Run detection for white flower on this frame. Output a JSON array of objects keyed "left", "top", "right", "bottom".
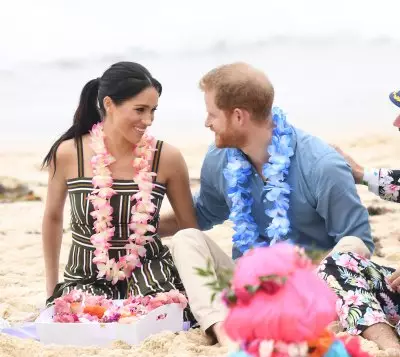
[
  {"left": 287, "top": 342, "right": 309, "bottom": 356},
  {"left": 259, "top": 340, "right": 274, "bottom": 357}
]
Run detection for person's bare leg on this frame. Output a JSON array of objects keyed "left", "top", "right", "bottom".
[
  {"left": 362, "top": 323, "right": 400, "bottom": 350},
  {"left": 207, "top": 321, "right": 231, "bottom": 346}
]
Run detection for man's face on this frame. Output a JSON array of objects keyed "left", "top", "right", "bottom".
[{"left": 204, "top": 90, "right": 246, "bottom": 148}]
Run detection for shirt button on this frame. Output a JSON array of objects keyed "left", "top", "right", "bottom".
[{"left": 255, "top": 174, "right": 258, "bottom": 177}]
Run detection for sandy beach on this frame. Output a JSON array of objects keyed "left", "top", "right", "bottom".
[{"left": 1, "top": 131, "right": 400, "bottom": 357}]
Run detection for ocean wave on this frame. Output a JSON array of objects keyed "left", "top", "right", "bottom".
[{"left": 21, "top": 33, "right": 398, "bottom": 70}]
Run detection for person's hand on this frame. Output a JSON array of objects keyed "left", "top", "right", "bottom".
[
  {"left": 388, "top": 267, "right": 400, "bottom": 292},
  {"left": 331, "top": 144, "right": 365, "bottom": 184}
]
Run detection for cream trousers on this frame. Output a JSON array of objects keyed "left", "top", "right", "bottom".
[{"left": 169, "top": 228, "right": 371, "bottom": 332}]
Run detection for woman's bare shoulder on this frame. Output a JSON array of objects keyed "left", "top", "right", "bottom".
[
  {"left": 53, "top": 138, "right": 77, "bottom": 165},
  {"left": 159, "top": 141, "right": 183, "bottom": 160},
  {"left": 156, "top": 141, "right": 187, "bottom": 182}
]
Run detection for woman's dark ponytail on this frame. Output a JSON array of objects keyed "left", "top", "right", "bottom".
[{"left": 42, "top": 78, "right": 101, "bottom": 173}]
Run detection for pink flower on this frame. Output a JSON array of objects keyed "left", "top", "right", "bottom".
[
  {"left": 110, "top": 261, "right": 126, "bottom": 284},
  {"left": 94, "top": 220, "right": 110, "bottom": 232},
  {"left": 335, "top": 254, "right": 359, "bottom": 273},
  {"left": 343, "top": 291, "right": 364, "bottom": 307},
  {"left": 258, "top": 340, "right": 274, "bottom": 357},
  {"left": 87, "top": 122, "right": 157, "bottom": 283},
  {"left": 165, "top": 290, "right": 188, "bottom": 309},
  {"left": 90, "top": 228, "right": 114, "bottom": 245},
  {"left": 148, "top": 293, "right": 172, "bottom": 310},
  {"left": 78, "top": 313, "right": 99, "bottom": 322},
  {"left": 54, "top": 299, "right": 71, "bottom": 315},
  {"left": 336, "top": 299, "right": 350, "bottom": 325},
  {"left": 92, "top": 175, "right": 113, "bottom": 188},
  {"left": 91, "top": 154, "right": 115, "bottom": 167},
  {"left": 130, "top": 212, "right": 151, "bottom": 223},
  {"left": 97, "top": 259, "right": 114, "bottom": 279},
  {"left": 90, "top": 205, "right": 113, "bottom": 220},
  {"left": 136, "top": 180, "right": 154, "bottom": 192},
  {"left": 132, "top": 158, "right": 149, "bottom": 172},
  {"left": 95, "top": 187, "right": 117, "bottom": 199},
  {"left": 88, "top": 195, "right": 108, "bottom": 209},
  {"left": 363, "top": 308, "right": 386, "bottom": 325},
  {"left": 53, "top": 313, "right": 77, "bottom": 323},
  {"left": 129, "top": 234, "right": 154, "bottom": 246},
  {"left": 128, "top": 223, "right": 149, "bottom": 235},
  {"left": 385, "top": 277, "right": 396, "bottom": 292},
  {"left": 287, "top": 342, "right": 308, "bottom": 356},
  {"left": 347, "top": 328, "right": 362, "bottom": 335},
  {"left": 134, "top": 200, "right": 156, "bottom": 213},
  {"left": 133, "top": 191, "right": 155, "bottom": 202},
  {"left": 119, "top": 250, "right": 143, "bottom": 276},
  {"left": 355, "top": 277, "right": 369, "bottom": 290},
  {"left": 93, "top": 252, "right": 108, "bottom": 264},
  {"left": 383, "top": 184, "right": 400, "bottom": 195}
]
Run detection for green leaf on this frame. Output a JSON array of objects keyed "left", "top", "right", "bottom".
[
  {"left": 245, "top": 284, "right": 259, "bottom": 294},
  {"left": 193, "top": 267, "right": 212, "bottom": 277},
  {"left": 210, "top": 292, "right": 217, "bottom": 303},
  {"left": 226, "top": 290, "right": 237, "bottom": 304}
]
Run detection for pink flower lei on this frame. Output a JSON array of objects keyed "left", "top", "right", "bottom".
[{"left": 88, "top": 122, "right": 157, "bottom": 284}]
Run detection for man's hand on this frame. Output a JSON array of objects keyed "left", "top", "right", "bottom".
[
  {"left": 388, "top": 267, "right": 400, "bottom": 292},
  {"left": 331, "top": 144, "right": 365, "bottom": 184},
  {"left": 158, "top": 210, "right": 179, "bottom": 238}
]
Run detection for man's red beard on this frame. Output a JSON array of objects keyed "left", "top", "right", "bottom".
[{"left": 214, "top": 125, "right": 247, "bottom": 149}]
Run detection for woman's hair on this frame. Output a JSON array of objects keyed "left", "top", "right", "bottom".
[
  {"left": 223, "top": 243, "right": 337, "bottom": 343},
  {"left": 42, "top": 61, "right": 162, "bottom": 173}
]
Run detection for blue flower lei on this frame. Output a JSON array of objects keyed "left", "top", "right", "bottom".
[{"left": 223, "top": 107, "right": 294, "bottom": 254}]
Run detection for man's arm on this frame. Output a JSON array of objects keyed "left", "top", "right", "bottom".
[
  {"left": 312, "top": 152, "right": 375, "bottom": 255},
  {"left": 193, "top": 146, "right": 230, "bottom": 230},
  {"left": 158, "top": 211, "right": 180, "bottom": 238},
  {"left": 158, "top": 146, "right": 230, "bottom": 237},
  {"left": 193, "top": 177, "right": 230, "bottom": 231}
]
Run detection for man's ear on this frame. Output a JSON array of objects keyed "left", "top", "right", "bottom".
[{"left": 232, "top": 108, "right": 251, "bottom": 126}]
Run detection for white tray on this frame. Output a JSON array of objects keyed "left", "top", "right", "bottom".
[{"left": 35, "top": 301, "right": 183, "bottom": 346}]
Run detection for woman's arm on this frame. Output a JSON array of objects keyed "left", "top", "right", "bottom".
[
  {"left": 159, "top": 143, "right": 198, "bottom": 233},
  {"left": 332, "top": 145, "right": 400, "bottom": 203},
  {"left": 363, "top": 168, "right": 400, "bottom": 203},
  {"left": 42, "top": 143, "right": 69, "bottom": 298}
]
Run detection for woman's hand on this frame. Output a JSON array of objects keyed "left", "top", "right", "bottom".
[{"left": 388, "top": 267, "right": 400, "bottom": 292}]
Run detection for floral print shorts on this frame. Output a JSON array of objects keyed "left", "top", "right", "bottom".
[{"left": 318, "top": 252, "right": 400, "bottom": 336}]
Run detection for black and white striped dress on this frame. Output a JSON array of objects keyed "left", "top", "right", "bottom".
[{"left": 47, "top": 137, "right": 195, "bottom": 324}]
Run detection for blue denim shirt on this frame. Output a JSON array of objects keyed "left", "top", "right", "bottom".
[{"left": 193, "top": 127, "right": 374, "bottom": 259}]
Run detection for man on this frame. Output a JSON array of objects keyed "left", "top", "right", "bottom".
[{"left": 160, "top": 62, "right": 373, "bottom": 344}]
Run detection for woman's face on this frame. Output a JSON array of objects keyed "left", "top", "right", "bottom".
[{"left": 105, "top": 86, "right": 159, "bottom": 143}]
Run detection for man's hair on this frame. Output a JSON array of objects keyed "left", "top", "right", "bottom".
[{"left": 199, "top": 62, "right": 274, "bottom": 120}]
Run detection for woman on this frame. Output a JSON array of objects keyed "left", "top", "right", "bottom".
[
  {"left": 334, "top": 89, "right": 400, "bottom": 202},
  {"left": 42, "top": 61, "right": 197, "bottom": 325},
  {"left": 321, "top": 90, "right": 400, "bottom": 350}
]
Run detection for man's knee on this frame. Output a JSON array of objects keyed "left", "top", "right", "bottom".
[
  {"left": 333, "top": 236, "right": 371, "bottom": 259},
  {"left": 170, "top": 228, "right": 207, "bottom": 253}
]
